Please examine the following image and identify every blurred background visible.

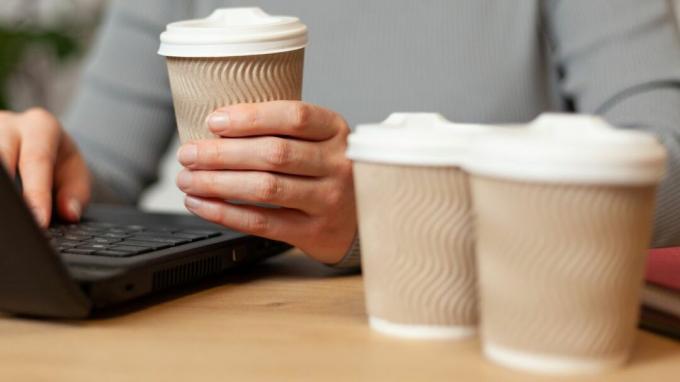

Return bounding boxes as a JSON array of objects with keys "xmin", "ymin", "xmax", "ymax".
[
  {"xmin": 1, "ymin": 1, "xmax": 680, "ymax": 212},
  {"xmin": 0, "ymin": 0, "xmax": 104, "ymax": 114},
  {"xmin": 0, "ymin": 0, "xmax": 184, "ymax": 212}
]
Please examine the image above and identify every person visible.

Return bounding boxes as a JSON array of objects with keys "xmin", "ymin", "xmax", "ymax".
[{"xmin": 1, "ymin": 0, "xmax": 680, "ymax": 269}]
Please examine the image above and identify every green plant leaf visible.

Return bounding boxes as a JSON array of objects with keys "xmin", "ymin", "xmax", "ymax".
[{"xmin": 0, "ymin": 23, "xmax": 85, "ymax": 110}]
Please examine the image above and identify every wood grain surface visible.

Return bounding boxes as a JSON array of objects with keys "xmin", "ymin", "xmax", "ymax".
[{"xmin": 0, "ymin": 250, "xmax": 678, "ymax": 381}]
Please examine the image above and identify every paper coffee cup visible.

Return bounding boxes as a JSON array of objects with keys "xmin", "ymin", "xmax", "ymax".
[
  {"xmin": 465, "ymin": 113, "xmax": 667, "ymax": 374},
  {"xmin": 347, "ymin": 113, "xmax": 488, "ymax": 339},
  {"xmin": 158, "ymin": 8, "xmax": 307, "ymax": 143}
]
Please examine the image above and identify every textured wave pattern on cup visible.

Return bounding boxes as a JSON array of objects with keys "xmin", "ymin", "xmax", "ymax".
[
  {"xmin": 473, "ymin": 176, "xmax": 656, "ymax": 358},
  {"xmin": 166, "ymin": 49, "xmax": 304, "ymax": 143},
  {"xmin": 355, "ymin": 163, "xmax": 478, "ymax": 326}
]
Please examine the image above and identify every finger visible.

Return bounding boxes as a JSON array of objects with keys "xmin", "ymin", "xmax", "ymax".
[
  {"xmin": 184, "ymin": 195, "xmax": 308, "ymax": 244},
  {"xmin": 54, "ymin": 136, "xmax": 91, "ymax": 222},
  {"xmin": 0, "ymin": 119, "xmax": 20, "ymax": 178},
  {"xmin": 207, "ymin": 101, "xmax": 341, "ymax": 141},
  {"xmin": 17, "ymin": 108, "xmax": 61, "ymax": 226},
  {"xmin": 177, "ymin": 170, "xmax": 325, "ymax": 214},
  {"xmin": 178, "ymin": 136, "xmax": 328, "ymax": 176}
]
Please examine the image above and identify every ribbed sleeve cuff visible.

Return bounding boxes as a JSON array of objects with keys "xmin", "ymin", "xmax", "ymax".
[{"xmin": 326, "ymin": 232, "xmax": 362, "ymax": 271}]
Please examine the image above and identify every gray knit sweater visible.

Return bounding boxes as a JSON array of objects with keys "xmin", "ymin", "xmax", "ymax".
[{"xmin": 64, "ymin": 0, "xmax": 680, "ymax": 267}]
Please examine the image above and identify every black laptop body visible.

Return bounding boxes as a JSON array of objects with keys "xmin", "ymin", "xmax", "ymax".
[{"xmin": 0, "ymin": 165, "xmax": 289, "ymax": 318}]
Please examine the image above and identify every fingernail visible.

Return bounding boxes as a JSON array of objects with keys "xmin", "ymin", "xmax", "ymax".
[
  {"xmin": 178, "ymin": 144, "xmax": 197, "ymax": 166},
  {"xmin": 31, "ymin": 207, "xmax": 46, "ymax": 227},
  {"xmin": 68, "ymin": 198, "xmax": 82, "ymax": 220},
  {"xmin": 185, "ymin": 196, "xmax": 203, "ymax": 210},
  {"xmin": 176, "ymin": 170, "xmax": 192, "ymax": 190},
  {"xmin": 207, "ymin": 112, "xmax": 230, "ymax": 132}
]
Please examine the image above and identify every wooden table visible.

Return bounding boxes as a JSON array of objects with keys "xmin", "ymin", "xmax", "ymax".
[{"xmin": 1, "ymin": 250, "xmax": 679, "ymax": 381}]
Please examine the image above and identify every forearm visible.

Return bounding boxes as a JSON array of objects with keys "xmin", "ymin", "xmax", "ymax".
[
  {"xmin": 65, "ymin": 91, "xmax": 175, "ymax": 203},
  {"xmin": 63, "ymin": 0, "xmax": 182, "ymax": 203}
]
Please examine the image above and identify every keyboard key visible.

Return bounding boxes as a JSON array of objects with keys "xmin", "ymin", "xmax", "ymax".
[
  {"xmin": 57, "ymin": 241, "xmax": 80, "ymax": 248},
  {"xmin": 142, "ymin": 230, "xmax": 182, "ymax": 237},
  {"xmin": 120, "ymin": 240, "xmax": 172, "ymax": 250},
  {"xmin": 64, "ymin": 248, "xmax": 96, "ymax": 255},
  {"xmin": 180, "ymin": 229, "xmax": 220, "ymax": 238},
  {"xmin": 94, "ymin": 250, "xmax": 135, "ymax": 257},
  {"xmin": 141, "ymin": 232, "xmax": 203, "ymax": 241},
  {"xmin": 149, "ymin": 226, "xmax": 179, "ymax": 233},
  {"xmin": 129, "ymin": 235, "xmax": 190, "ymax": 245},
  {"xmin": 172, "ymin": 233, "xmax": 208, "ymax": 240},
  {"xmin": 88, "ymin": 237, "xmax": 123, "ymax": 244},
  {"xmin": 68, "ymin": 227, "xmax": 101, "ymax": 235},
  {"xmin": 101, "ymin": 232, "xmax": 129, "ymax": 239},
  {"xmin": 47, "ymin": 230, "xmax": 64, "ymax": 238},
  {"xmin": 82, "ymin": 222, "xmax": 115, "ymax": 228},
  {"xmin": 154, "ymin": 232, "xmax": 208, "ymax": 240},
  {"xmin": 109, "ymin": 245, "xmax": 152, "ymax": 255},
  {"xmin": 64, "ymin": 234, "xmax": 92, "ymax": 241},
  {"xmin": 77, "ymin": 243, "xmax": 110, "ymax": 251}
]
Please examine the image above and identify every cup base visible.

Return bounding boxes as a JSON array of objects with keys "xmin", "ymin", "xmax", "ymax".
[
  {"xmin": 369, "ymin": 317, "xmax": 476, "ymax": 340},
  {"xmin": 484, "ymin": 342, "xmax": 628, "ymax": 375}
]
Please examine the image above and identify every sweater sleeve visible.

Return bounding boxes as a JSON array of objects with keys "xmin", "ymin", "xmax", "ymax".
[
  {"xmin": 545, "ymin": 0, "xmax": 680, "ymax": 247},
  {"xmin": 327, "ymin": 233, "xmax": 362, "ymax": 271},
  {"xmin": 63, "ymin": 0, "xmax": 191, "ymax": 203}
]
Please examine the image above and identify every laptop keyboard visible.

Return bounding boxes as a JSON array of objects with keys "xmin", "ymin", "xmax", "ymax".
[{"xmin": 47, "ymin": 222, "xmax": 221, "ymax": 258}]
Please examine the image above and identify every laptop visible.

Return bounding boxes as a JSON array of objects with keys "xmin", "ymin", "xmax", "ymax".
[{"xmin": 0, "ymin": 165, "xmax": 290, "ymax": 319}]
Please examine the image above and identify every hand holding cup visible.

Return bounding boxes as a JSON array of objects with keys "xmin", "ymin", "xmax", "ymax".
[{"xmin": 176, "ymin": 101, "xmax": 357, "ymax": 265}]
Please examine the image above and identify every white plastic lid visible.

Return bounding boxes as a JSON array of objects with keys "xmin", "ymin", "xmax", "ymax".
[
  {"xmin": 158, "ymin": 7, "xmax": 308, "ymax": 57},
  {"xmin": 346, "ymin": 113, "xmax": 489, "ymax": 167},
  {"xmin": 465, "ymin": 113, "xmax": 667, "ymax": 185}
]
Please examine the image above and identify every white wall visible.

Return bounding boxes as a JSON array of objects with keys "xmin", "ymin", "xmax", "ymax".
[{"xmin": 138, "ymin": 138, "xmax": 187, "ymax": 213}]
